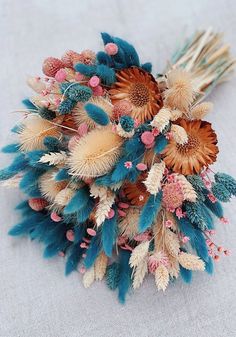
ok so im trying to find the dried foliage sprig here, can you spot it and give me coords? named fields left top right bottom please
left=39, top=151, right=68, bottom=166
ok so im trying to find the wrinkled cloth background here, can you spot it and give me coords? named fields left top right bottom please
left=0, top=1, right=236, bottom=336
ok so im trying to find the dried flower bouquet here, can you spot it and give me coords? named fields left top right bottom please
left=1, top=28, right=235, bottom=303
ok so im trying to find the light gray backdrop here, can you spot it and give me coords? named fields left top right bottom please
left=0, top=1, right=235, bottom=336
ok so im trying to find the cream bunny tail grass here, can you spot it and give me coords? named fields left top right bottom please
left=178, top=252, right=205, bottom=271
left=190, top=102, right=213, bottom=120
left=144, top=161, right=166, bottom=195
left=151, top=108, right=171, bottom=131
left=170, top=124, right=188, bottom=145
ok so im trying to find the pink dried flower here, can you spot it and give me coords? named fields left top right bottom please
left=214, top=255, right=220, bottom=261
left=70, top=50, right=96, bottom=66
left=89, top=75, right=100, bottom=88
left=118, top=209, right=126, bottom=217
left=148, top=252, right=169, bottom=273
left=87, top=228, right=96, bottom=236
left=66, top=230, right=75, bottom=242
left=141, top=131, right=155, bottom=146
left=152, top=128, right=160, bottom=136
left=106, top=208, right=115, bottom=219
left=165, top=220, right=173, bottom=228
left=112, top=100, right=133, bottom=119
left=42, top=57, right=65, bottom=77
left=28, top=198, right=48, bottom=211
left=124, top=161, right=132, bottom=169
left=203, top=178, right=212, bottom=188
left=50, top=212, right=62, bottom=222
left=207, top=193, right=217, bottom=203
left=182, top=236, right=190, bottom=243
left=175, top=207, right=185, bottom=219
left=118, top=202, right=129, bottom=209
left=61, top=50, right=80, bottom=68
left=79, top=49, right=96, bottom=65
left=167, top=174, right=176, bottom=183
left=136, top=163, right=147, bottom=171
left=55, top=69, right=67, bottom=82
left=148, top=255, right=159, bottom=273
left=105, top=43, right=118, bottom=55
left=163, top=183, right=184, bottom=209
left=220, top=217, right=229, bottom=224
left=217, top=246, right=224, bottom=252
left=93, top=85, right=104, bottom=96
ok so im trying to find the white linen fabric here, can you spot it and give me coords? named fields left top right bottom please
left=0, top=1, right=235, bottom=336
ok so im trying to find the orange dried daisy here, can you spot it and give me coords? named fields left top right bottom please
left=109, top=67, right=162, bottom=123
left=162, top=119, right=219, bottom=175
left=123, top=173, right=150, bottom=206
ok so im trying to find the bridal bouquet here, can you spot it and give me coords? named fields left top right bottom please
left=1, top=29, right=235, bottom=303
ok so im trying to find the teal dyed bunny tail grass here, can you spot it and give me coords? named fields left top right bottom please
left=0, top=30, right=235, bottom=303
